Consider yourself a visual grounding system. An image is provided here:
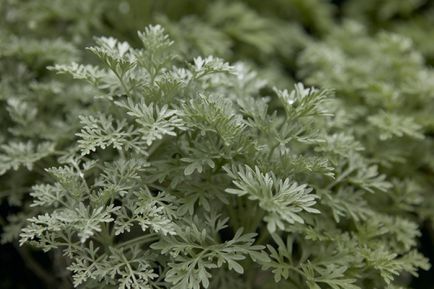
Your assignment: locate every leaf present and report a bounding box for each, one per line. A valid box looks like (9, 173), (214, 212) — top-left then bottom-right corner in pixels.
(115, 98), (185, 146)
(76, 113), (146, 155)
(181, 157), (215, 176)
(224, 165), (320, 233)
(135, 25), (175, 79)
(274, 83), (332, 120)
(302, 263), (360, 289)
(191, 56), (233, 79)
(0, 141), (55, 175)
(368, 111), (424, 140)
(152, 222), (266, 289)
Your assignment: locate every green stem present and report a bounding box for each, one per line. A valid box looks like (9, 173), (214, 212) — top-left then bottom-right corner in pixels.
(113, 70), (131, 96)
(256, 225), (270, 245)
(96, 223), (113, 250)
(118, 234), (158, 248)
(326, 165), (355, 190)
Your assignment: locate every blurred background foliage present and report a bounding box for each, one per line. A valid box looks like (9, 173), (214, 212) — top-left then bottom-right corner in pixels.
(0, 0), (433, 288)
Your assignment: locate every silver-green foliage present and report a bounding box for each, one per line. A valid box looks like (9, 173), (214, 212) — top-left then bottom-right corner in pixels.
(19, 25), (429, 289)
(298, 21), (434, 224)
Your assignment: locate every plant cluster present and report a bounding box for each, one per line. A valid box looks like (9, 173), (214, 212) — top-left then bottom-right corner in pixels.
(1, 1), (434, 289)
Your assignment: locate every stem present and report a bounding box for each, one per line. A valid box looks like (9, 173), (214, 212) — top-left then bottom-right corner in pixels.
(70, 160), (91, 194)
(120, 253), (139, 285)
(113, 70), (131, 96)
(256, 225), (270, 245)
(96, 223), (113, 250)
(248, 207), (264, 232)
(326, 165), (355, 190)
(118, 234), (158, 249)
(267, 142), (280, 160)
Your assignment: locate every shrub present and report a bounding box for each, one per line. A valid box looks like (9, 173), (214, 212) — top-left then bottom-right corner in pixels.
(1, 1), (433, 289)
(19, 25), (430, 289)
